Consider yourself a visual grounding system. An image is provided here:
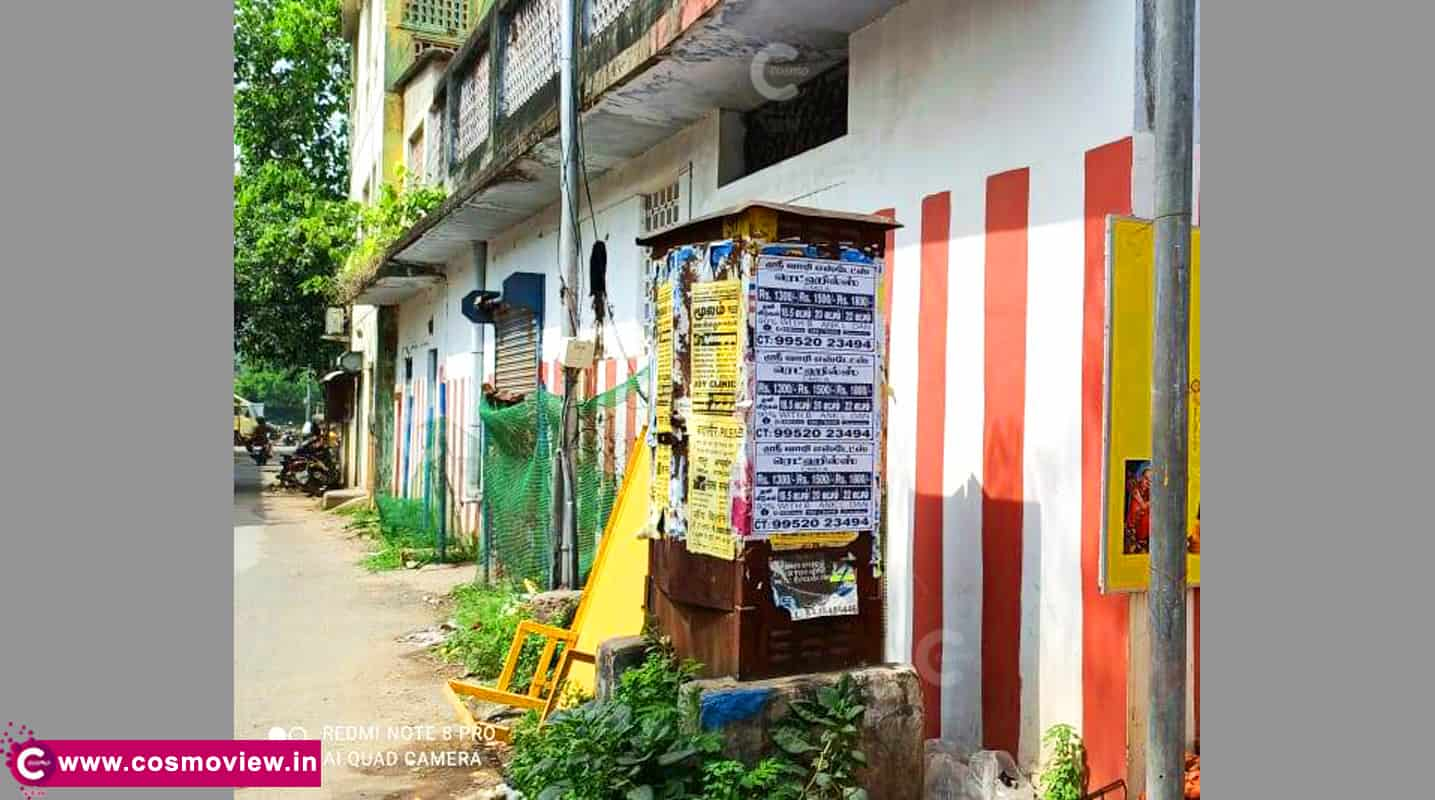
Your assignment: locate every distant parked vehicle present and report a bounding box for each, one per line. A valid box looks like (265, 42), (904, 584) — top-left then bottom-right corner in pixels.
(234, 395), (259, 445)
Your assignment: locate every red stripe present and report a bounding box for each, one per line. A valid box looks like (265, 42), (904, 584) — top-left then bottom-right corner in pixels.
(1081, 137), (1133, 790)
(626, 357), (638, 438)
(1194, 587), (1200, 743)
(393, 393), (402, 495)
(981, 167), (1029, 755)
(912, 191), (949, 740)
(605, 358), (618, 472)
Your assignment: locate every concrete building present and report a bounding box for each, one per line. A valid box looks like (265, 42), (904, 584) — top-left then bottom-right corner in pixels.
(336, 0), (1201, 791)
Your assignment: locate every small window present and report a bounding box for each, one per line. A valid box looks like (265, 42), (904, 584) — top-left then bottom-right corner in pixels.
(642, 180), (681, 233)
(722, 61), (849, 184)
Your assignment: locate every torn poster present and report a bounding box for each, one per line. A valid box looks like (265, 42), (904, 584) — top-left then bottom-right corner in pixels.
(770, 551), (859, 621)
(654, 280), (674, 434)
(686, 415), (744, 560)
(690, 279), (741, 416)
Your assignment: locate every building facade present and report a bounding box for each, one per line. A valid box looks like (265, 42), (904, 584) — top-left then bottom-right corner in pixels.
(338, 0), (1201, 790)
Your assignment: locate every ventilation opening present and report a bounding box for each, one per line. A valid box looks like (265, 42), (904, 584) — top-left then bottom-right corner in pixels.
(642, 180), (682, 233)
(721, 61), (849, 185)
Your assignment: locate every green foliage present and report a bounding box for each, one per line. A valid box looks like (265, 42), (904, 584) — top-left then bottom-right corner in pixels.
(767, 674), (868, 800)
(335, 166), (448, 301)
(439, 582), (578, 695)
(234, 0), (354, 374)
(504, 648), (868, 800)
(1037, 724), (1087, 800)
(346, 497), (473, 571)
(235, 162), (358, 374)
(233, 362), (322, 423)
(506, 649), (724, 800)
(234, 0), (350, 194)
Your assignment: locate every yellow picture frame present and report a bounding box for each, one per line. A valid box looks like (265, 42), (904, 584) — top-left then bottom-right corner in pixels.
(1101, 216), (1201, 593)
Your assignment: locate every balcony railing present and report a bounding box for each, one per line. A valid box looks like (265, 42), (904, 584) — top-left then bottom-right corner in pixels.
(429, 0), (661, 191)
(588, 0), (635, 39)
(457, 48), (492, 161)
(401, 0), (470, 36)
(500, 0), (560, 117)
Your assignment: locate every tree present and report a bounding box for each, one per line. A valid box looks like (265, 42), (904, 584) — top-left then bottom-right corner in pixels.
(235, 362), (323, 424)
(233, 0), (352, 375)
(234, 0), (349, 194)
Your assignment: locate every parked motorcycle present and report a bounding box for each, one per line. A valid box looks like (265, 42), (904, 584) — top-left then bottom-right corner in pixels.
(278, 441), (338, 496)
(245, 439), (271, 467)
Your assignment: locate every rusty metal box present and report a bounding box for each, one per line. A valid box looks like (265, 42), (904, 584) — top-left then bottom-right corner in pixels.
(635, 202), (901, 681)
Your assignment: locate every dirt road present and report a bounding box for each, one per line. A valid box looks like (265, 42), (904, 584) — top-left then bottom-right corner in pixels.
(234, 453), (502, 799)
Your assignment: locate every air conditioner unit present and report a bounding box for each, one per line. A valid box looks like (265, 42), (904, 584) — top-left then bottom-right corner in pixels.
(324, 307), (348, 337)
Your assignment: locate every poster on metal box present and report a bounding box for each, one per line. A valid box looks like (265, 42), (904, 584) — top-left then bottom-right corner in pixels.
(690, 280), (741, 415)
(770, 551), (859, 621)
(686, 416), (744, 560)
(653, 281), (674, 434)
(751, 256), (880, 537)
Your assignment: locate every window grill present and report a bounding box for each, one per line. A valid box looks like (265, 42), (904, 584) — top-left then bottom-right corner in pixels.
(642, 180), (681, 233)
(588, 0), (636, 38)
(458, 50), (492, 160)
(401, 0), (468, 34)
(500, 0), (560, 116)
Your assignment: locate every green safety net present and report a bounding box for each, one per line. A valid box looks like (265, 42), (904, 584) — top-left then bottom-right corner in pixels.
(479, 366), (648, 588)
(371, 403), (469, 562)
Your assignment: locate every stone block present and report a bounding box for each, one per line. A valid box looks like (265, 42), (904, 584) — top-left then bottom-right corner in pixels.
(680, 664), (925, 800)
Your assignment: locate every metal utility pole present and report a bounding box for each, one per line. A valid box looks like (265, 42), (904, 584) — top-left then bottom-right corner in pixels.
(304, 371), (313, 423)
(1148, 0), (1194, 799)
(554, 0), (581, 590)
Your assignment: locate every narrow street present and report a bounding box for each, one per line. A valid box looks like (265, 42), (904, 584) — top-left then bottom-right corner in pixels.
(233, 452), (501, 799)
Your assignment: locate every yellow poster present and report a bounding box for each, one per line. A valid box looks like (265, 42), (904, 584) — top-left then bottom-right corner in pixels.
(654, 281), (673, 434)
(690, 280), (741, 415)
(1103, 217), (1200, 593)
(686, 415), (744, 560)
(651, 442), (671, 515)
(769, 532), (860, 551)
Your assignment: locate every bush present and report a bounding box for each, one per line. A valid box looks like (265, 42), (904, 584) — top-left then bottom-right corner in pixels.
(439, 582), (577, 695)
(348, 496), (473, 571)
(504, 645), (865, 800)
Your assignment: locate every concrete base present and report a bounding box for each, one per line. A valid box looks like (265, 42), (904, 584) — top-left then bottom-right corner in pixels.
(321, 489), (368, 510)
(679, 664), (925, 800)
(594, 635), (649, 703)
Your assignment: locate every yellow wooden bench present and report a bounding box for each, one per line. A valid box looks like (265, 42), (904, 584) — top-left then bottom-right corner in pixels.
(443, 430), (651, 742)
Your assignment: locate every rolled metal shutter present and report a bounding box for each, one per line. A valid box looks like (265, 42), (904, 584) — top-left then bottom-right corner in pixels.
(493, 305), (539, 397)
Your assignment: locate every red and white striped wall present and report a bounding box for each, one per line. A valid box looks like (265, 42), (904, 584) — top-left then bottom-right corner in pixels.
(876, 137), (1200, 783)
(543, 355), (649, 481)
(387, 357), (649, 547)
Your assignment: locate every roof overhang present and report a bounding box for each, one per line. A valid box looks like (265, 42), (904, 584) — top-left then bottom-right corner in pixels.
(348, 262), (444, 306)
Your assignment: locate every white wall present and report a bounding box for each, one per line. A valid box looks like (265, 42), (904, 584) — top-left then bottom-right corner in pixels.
(374, 0), (1197, 766)
(402, 60), (446, 179)
(349, 0), (387, 202)
(475, 0), (1139, 758)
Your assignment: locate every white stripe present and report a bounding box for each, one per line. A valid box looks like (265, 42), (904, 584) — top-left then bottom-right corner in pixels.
(1021, 157), (1086, 765)
(883, 207), (918, 677)
(942, 180), (986, 750)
